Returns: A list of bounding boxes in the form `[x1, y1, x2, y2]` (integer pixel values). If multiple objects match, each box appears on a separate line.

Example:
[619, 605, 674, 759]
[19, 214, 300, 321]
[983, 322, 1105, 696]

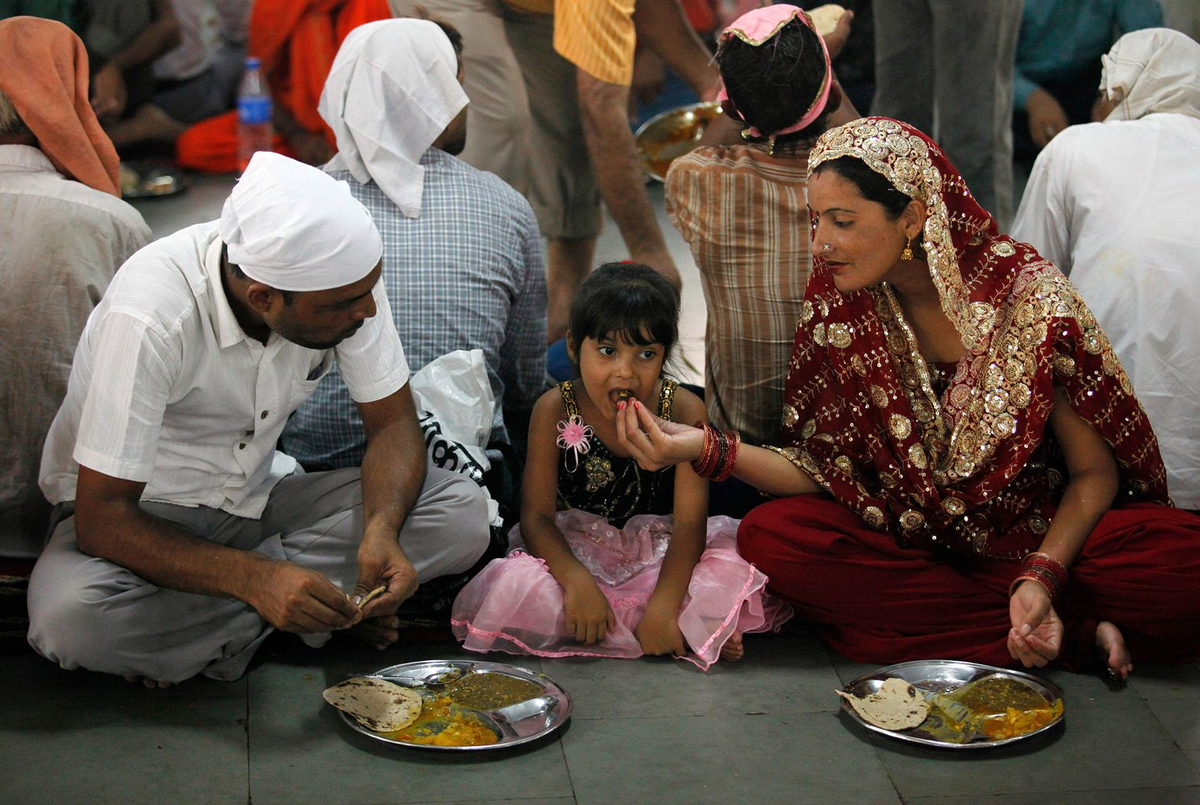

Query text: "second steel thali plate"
[839, 659, 1065, 749]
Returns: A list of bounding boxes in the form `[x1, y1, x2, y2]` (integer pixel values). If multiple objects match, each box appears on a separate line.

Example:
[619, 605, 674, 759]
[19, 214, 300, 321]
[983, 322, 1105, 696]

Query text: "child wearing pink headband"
[715, 4, 836, 153]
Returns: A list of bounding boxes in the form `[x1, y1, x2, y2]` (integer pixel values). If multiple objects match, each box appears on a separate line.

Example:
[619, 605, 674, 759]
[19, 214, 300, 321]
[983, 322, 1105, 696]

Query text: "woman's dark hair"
[716, 16, 832, 145]
[812, 156, 912, 219]
[567, 262, 679, 365]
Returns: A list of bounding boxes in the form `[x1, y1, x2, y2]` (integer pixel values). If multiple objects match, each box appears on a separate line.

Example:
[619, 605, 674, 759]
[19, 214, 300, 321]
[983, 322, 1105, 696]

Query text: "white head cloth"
[1101, 28, 1200, 122]
[318, 19, 469, 218]
[218, 152, 383, 292]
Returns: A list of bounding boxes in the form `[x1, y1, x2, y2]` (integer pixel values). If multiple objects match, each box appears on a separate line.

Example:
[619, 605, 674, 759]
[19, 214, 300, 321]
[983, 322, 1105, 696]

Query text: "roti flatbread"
[837, 677, 930, 730]
[809, 4, 847, 39]
[323, 677, 423, 732]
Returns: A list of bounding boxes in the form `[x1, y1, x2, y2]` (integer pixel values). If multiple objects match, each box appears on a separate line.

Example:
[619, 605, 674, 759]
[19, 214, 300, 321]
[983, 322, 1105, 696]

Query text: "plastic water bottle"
[236, 57, 273, 173]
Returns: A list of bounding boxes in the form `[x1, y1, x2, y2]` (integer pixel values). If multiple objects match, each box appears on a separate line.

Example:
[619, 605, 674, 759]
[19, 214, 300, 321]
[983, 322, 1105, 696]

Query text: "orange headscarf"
[0, 16, 121, 196]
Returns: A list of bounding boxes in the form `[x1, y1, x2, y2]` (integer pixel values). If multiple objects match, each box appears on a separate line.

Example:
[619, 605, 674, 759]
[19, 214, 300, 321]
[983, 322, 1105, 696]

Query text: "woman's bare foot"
[720, 631, 745, 662]
[1096, 621, 1133, 681]
[123, 674, 174, 689]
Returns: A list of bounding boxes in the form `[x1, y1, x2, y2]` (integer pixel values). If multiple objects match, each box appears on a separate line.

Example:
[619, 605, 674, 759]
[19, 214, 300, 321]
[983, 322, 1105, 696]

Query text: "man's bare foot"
[720, 631, 745, 662]
[123, 674, 174, 689]
[1096, 621, 1133, 681]
[350, 614, 400, 650]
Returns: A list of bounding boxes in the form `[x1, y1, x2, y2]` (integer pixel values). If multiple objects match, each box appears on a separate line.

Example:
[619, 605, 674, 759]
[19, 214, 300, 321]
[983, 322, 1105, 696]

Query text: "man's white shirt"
[39, 221, 409, 517]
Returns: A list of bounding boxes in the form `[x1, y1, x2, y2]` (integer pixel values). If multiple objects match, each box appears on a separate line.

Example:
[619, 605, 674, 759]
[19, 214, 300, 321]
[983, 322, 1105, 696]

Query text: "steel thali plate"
[335, 659, 572, 751]
[839, 659, 1065, 749]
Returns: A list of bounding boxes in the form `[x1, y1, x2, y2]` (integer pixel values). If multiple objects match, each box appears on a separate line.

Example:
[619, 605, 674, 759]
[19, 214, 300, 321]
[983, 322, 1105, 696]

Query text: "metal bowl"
[635, 101, 724, 182]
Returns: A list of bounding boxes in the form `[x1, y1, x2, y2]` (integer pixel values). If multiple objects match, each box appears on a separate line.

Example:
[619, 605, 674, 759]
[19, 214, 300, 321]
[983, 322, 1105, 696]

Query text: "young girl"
[451, 263, 791, 669]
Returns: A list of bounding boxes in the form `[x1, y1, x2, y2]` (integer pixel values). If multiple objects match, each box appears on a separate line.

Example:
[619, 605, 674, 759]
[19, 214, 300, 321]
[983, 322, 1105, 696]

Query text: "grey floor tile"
[245, 638, 573, 805]
[538, 630, 839, 720]
[0, 655, 248, 805]
[130, 173, 230, 240]
[868, 670, 1198, 799]
[1129, 662, 1200, 701]
[906, 790, 1200, 805]
[402, 801, 576, 805]
[562, 712, 901, 805]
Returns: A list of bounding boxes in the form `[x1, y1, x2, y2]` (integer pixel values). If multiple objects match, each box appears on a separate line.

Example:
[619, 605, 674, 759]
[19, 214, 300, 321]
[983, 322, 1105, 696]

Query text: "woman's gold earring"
[900, 235, 914, 262]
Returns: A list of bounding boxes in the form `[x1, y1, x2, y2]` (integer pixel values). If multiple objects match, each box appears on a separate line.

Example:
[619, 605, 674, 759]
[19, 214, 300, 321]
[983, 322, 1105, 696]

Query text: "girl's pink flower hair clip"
[556, 415, 594, 472]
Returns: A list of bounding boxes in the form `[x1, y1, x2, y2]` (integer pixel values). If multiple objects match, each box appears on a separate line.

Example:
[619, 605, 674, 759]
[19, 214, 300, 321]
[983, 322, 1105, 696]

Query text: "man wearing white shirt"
[28, 152, 490, 686]
[1011, 28, 1200, 511]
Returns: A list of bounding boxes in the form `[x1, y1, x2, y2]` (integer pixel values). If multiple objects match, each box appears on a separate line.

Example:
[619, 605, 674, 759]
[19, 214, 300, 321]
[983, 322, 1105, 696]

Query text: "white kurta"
[1012, 113, 1200, 508]
[39, 221, 409, 516]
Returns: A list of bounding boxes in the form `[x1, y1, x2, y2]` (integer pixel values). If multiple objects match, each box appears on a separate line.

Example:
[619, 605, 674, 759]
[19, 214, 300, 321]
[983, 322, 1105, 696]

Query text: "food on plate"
[808, 4, 847, 38]
[446, 671, 544, 711]
[836, 677, 930, 730]
[948, 675, 1063, 740]
[322, 677, 423, 732]
[385, 695, 500, 747]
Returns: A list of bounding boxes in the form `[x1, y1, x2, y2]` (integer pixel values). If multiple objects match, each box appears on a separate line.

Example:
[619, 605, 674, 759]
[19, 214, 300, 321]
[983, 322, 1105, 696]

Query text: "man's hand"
[1026, 87, 1069, 148]
[91, 62, 128, 121]
[635, 599, 686, 656]
[249, 560, 360, 633]
[353, 532, 419, 618]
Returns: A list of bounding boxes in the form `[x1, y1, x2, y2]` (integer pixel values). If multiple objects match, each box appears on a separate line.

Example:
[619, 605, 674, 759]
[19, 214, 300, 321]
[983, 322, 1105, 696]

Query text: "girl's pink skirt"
[450, 510, 793, 670]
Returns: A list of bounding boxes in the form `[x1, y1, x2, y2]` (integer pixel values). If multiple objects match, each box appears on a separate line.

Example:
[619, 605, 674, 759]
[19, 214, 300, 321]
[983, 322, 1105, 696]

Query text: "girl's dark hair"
[716, 16, 832, 145]
[813, 156, 912, 219]
[567, 262, 679, 363]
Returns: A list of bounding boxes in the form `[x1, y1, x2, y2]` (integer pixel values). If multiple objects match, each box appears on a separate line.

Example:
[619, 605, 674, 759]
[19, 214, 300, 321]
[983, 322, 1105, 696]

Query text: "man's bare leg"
[576, 70, 681, 292]
[547, 236, 596, 343]
[105, 104, 188, 149]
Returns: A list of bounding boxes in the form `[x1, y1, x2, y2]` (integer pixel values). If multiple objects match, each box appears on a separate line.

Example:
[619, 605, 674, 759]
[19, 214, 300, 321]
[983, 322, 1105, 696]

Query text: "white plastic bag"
[409, 350, 500, 524]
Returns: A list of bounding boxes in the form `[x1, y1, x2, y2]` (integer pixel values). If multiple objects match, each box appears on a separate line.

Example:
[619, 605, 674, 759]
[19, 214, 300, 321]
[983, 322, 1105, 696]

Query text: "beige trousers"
[27, 467, 490, 683]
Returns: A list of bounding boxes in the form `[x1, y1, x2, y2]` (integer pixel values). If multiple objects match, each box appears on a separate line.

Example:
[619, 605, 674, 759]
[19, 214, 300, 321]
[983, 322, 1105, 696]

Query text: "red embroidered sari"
[737, 118, 1200, 670]
[776, 118, 1169, 559]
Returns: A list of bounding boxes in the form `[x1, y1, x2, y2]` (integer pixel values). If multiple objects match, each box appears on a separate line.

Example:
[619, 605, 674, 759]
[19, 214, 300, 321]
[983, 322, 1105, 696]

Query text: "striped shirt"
[554, 0, 637, 86]
[281, 149, 548, 469]
[665, 145, 812, 446]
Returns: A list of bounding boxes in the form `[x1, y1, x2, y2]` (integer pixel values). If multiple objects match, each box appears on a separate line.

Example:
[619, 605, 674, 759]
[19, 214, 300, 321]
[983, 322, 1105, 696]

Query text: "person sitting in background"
[1011, 28, 1200, 512]
[175, 0, 391, 173]
[1013, 0, 1161, 162]
[0, 16, 151, 560]
[80, 1, 181, 128]
[281, 18, 546, 474]
[667, 5, 855, 456]
[103, 0, 251, 152]
[28, 152, 490, 687]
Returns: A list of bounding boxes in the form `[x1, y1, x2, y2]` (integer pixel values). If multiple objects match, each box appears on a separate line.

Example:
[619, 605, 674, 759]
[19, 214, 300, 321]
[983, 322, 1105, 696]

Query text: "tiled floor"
[4, 171, 1196, 805]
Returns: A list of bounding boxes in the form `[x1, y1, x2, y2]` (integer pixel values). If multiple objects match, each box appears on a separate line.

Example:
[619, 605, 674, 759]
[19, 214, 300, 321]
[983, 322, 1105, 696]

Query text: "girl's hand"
[616, 400, 704, 470]
[562, 572, 616, 644]
[635, 601, 686, 657]
[1007, 580, 1062, 667]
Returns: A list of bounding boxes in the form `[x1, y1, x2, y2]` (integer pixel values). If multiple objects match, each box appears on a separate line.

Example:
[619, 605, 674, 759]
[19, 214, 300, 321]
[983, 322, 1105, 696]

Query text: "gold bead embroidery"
[908, 444, 928, 469]
[889, 413, 912, 439]
[942, 497, 966, 516]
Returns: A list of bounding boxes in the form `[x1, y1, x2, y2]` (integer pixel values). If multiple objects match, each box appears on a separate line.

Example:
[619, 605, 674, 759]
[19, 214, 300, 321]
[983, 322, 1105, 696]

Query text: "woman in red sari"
[617, 117, 1200, 680]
